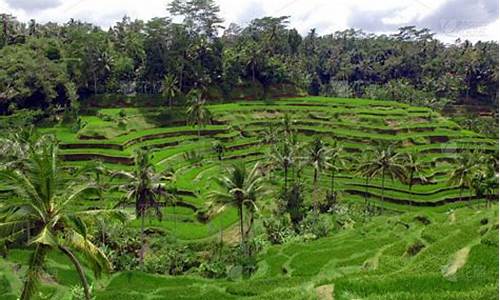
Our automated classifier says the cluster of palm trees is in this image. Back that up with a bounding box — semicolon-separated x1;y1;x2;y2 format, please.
263;115;498;212
0;130;179;299
0;131;126;300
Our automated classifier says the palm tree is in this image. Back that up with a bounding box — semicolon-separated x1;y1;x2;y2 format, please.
470;165;497;208
111;150;175;265
161;74;179;108
281;113;294;137
449;150;479;203
82;160;109;201
401;152;427;191
269;140;294;194
305;137;329;210
0;141;126;300
210;162;264;246
358;144;405;203
212;141;225;162
326;140;348;196
186;89;211;137
0;126;46;169
260;123;278;145
356;151;374;209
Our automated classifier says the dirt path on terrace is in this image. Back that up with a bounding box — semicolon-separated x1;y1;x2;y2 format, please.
316;284;334;300
443;246;470;277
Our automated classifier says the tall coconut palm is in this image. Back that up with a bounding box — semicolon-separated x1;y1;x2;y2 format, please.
269;140;295;194
210;162;264;246
161;74;179;108
448;150;478;203
356;151;374;209
448;151;473;201
0;141;126;300
186;89;211;137
111;150;175;265
401;152;428;191
358;144;405;203
305;137;329;210
326;140;348;196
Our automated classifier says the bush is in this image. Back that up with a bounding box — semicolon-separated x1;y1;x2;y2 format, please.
406;240;426;256
198;260;227;278
320;80;354;98
117;118;127;130
263;215;295;244
299;213;333;239
363;79;435;106
118;109;127;118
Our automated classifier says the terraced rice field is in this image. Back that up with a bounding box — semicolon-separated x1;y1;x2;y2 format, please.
1;96;498;299
2;205;497;299
36;97;497;241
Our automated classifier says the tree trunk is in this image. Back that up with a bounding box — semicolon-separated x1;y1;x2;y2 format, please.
140;211;145;267
239;204;244;246
93;71;97;95
313;169;318;212
459;185;463;203
20;245;48;300
330;168;335;194
381;169;385;203
252;61;256;83
173;203;177;238
408;170;413;191
59;246;91;300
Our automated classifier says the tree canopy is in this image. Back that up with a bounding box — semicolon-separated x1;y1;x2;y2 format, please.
0;4;498;116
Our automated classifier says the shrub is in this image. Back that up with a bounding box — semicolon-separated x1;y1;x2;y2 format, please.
198;260;227;278
299;213;333;239
263;215;295;244
406;240;426;256
183;149;204;165
117;118;127;130
320;80;354;98
118;109;127;118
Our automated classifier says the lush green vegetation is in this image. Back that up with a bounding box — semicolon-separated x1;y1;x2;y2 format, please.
0;95;498;299
0;1;498;298
0;0;498;126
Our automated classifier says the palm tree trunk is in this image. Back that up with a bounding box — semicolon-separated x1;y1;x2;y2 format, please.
140;212;145;267
59;246;91;300
408;170;413;191
173;203;177;238
93;71;97;95
252;61;256;83
381;169;385;203
21;245;48;300
313;169;318;212
330;168;335;194
239;204;244;246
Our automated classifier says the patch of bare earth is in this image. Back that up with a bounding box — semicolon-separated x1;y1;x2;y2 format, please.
253;111;282;119
316;284;334;300
443;247;470;277
385;119;400;127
